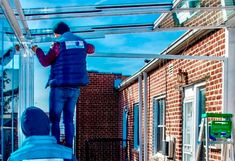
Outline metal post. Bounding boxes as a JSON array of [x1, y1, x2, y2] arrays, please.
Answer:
[[224, 28, 235, 161], [143, 72, 148, 161], [138, 74, 142, 161], [18, 49, 34, 147], [11, 56, 15, 153], [0, 18, 4, 161], [205, 117, 209, 161]]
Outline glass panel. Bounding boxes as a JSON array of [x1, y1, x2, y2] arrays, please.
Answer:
[[183, 101, 193, 161], [184, 154, 193, 161], [198, 87, 205, 124], [153, 98, 165, 154], [0, 9, 20, 160], [26, 14, 158, 30], [154, 0, 235, 30], [185, 102, 193, 145], [19, 0, 173, 8], [157, 127, 163, 152]]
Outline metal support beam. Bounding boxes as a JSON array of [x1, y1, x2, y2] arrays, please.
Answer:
[[20, 4, 235, 21], [143, 72, 148, 161], [4, 24, 229, 43], [90, 52, 226, 61], [14, 0, 31, 37], [0, 0, 25, 43], [22, 2, 172, 20], [138, 74, 143, 161], [29, 23, 153, 36]]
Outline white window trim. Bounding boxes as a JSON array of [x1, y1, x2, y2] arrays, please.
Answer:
[[183, 82, 206, 160]]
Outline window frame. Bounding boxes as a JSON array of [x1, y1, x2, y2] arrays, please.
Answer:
[[152, 96, 166, 155]]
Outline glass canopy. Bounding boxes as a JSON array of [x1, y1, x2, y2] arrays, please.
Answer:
[[2, 0, 234, 45], [0, 0, 235, 160]]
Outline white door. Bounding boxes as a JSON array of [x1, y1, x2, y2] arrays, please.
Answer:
[[183, 84, 206, 161]]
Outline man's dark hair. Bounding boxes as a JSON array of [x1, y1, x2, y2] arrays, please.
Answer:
[[53, 22, 70, 35]]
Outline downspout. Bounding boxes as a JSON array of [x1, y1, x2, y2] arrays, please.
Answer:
[[138, 74, 143, 161], [143, 72, 148, 161], [223, 28, 235, 161]]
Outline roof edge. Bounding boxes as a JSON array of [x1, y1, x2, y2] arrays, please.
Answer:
[[119, 29, 215, 90]]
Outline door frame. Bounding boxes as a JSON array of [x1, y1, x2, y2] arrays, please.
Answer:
[[183, 82, 206, 160]]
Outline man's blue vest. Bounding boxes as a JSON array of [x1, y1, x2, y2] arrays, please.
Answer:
[[48, 32, 89, 87]]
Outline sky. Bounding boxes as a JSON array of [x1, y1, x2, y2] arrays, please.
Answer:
[[15, 0, 185, 111]]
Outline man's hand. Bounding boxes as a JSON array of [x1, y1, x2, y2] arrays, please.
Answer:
[[31, 45, 38, 53]]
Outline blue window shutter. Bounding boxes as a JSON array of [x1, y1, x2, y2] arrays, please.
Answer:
[[122, 108, 128, 147], [134, 104, 139, 149], [153, 99, 159, 154]]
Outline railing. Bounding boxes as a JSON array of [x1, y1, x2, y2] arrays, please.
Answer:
[[85, 138, 132, 161]]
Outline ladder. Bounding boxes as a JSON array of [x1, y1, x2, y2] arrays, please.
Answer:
[[196, 113, 234, 161]]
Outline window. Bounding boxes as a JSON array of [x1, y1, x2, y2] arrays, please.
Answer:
[[153, 98, 165, 155], [122, 106, 128, 147], [133, 104, 139, 150]]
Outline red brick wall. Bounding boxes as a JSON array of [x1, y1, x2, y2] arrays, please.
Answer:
[[119, 29, 225, 161], [76, 72, 126, 160]]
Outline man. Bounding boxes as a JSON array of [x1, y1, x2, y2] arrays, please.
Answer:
[[32, 22, 95, 148], [8, 106, 73, 161]]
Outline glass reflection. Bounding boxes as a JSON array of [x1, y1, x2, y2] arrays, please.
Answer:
[[0, 9, 20, 161]]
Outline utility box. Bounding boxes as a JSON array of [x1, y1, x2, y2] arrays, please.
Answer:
[[162, 139, 175, 160]]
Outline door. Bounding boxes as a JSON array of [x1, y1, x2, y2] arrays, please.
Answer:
[[183, 84, 206, 161]]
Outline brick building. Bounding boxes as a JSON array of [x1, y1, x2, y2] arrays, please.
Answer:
[[76, 72, 126, 160], [117, 0, 235, 160], [75, 28, 234, 161], [118, 28, 226, 161], [73, 1, 235, 161]]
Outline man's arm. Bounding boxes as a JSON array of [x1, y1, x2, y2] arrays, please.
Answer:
[[33, 43, 60, 67], [86, 43, 95, 54]]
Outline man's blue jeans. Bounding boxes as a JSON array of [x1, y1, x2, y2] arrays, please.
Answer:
[[49, 87, 80, 148]]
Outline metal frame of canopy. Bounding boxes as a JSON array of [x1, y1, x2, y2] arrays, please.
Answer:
[[0, 0, 235, 161]]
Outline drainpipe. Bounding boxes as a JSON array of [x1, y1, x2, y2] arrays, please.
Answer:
[[138, 74, 143, 161], [223, 28, 235, 161], [143, 72, 148, 161]]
